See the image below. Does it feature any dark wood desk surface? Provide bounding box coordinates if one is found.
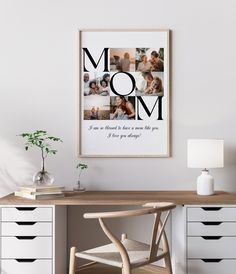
[0,191,236,205]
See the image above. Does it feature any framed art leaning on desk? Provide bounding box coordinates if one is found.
[78,29,170,158]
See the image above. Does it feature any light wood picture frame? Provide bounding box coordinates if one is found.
[78,29,170,157]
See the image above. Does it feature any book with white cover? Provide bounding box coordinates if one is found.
[19,185,65,193]
[14,191,65,200]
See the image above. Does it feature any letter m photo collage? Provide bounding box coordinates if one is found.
[78,30,170,157]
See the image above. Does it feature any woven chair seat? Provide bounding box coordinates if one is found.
[76,239,157,267]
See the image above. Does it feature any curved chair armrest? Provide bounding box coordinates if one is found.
[143,202,176,211]
[84,207,159,219]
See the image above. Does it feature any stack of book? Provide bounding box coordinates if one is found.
[14,185,65,200]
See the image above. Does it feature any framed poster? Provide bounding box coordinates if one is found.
[78,29,170,157]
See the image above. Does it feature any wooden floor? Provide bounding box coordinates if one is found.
[79,264,167,274]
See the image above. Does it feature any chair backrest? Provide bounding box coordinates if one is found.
[143,202,176,260]
[84,202,176,261]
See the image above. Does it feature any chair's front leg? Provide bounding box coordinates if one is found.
[99,218,131,274]
[69,247,77,274]
[122,266,131,274]
[122,264,131,274]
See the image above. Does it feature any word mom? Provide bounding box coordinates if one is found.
[83,48,164,120]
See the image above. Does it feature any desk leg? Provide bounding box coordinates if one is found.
[171,206,187,274]
[54,205,67,274]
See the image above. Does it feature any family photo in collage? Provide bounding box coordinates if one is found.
[83,47,164,120]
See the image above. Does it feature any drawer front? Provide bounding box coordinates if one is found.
[2,207,52,222]
[188,237,236,259]
[1,222,52,236]
[188,222,236,236]
[187,207,236,222]
[1,236,52,259]
[188,259,236,274]
[1,259,52,274]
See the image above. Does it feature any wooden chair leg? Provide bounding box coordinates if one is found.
[69,247,77,274]
[121,233,127,241]
[122,267,131,274]
[120,234,129,274]
[164,252,173,274]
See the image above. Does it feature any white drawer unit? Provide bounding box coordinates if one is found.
[1,222,52,236]
[2,207,52,222]
[188,259,236,274]
[1,236,52,259]
[1,259,52,274]
[188,236,236,259]
[187,207,236,222]
[0,205,67,274]
[186,205,236,274]
[188,222,236,236]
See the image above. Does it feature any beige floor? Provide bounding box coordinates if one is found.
[79,264,166,274]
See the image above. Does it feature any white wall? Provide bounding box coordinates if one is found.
[1,0,236,193]
[1,0,236,255]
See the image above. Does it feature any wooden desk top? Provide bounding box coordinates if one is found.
[0,191,236,206]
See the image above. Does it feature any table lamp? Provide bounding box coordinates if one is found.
[187,139,224,195]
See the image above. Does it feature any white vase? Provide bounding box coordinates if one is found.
[197,170,214,195]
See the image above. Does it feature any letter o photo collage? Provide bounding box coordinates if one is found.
[83,48,164,121]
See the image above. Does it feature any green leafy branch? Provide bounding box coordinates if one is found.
[76,163,88,179]
[19,130,62,171]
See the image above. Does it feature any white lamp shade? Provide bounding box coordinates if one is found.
[187,139,224,169]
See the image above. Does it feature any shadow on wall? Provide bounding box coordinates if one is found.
[225,145,236,166]
[222,145,236,193]
[0,137,36,197]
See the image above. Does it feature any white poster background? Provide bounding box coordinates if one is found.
[79,30,169,156]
